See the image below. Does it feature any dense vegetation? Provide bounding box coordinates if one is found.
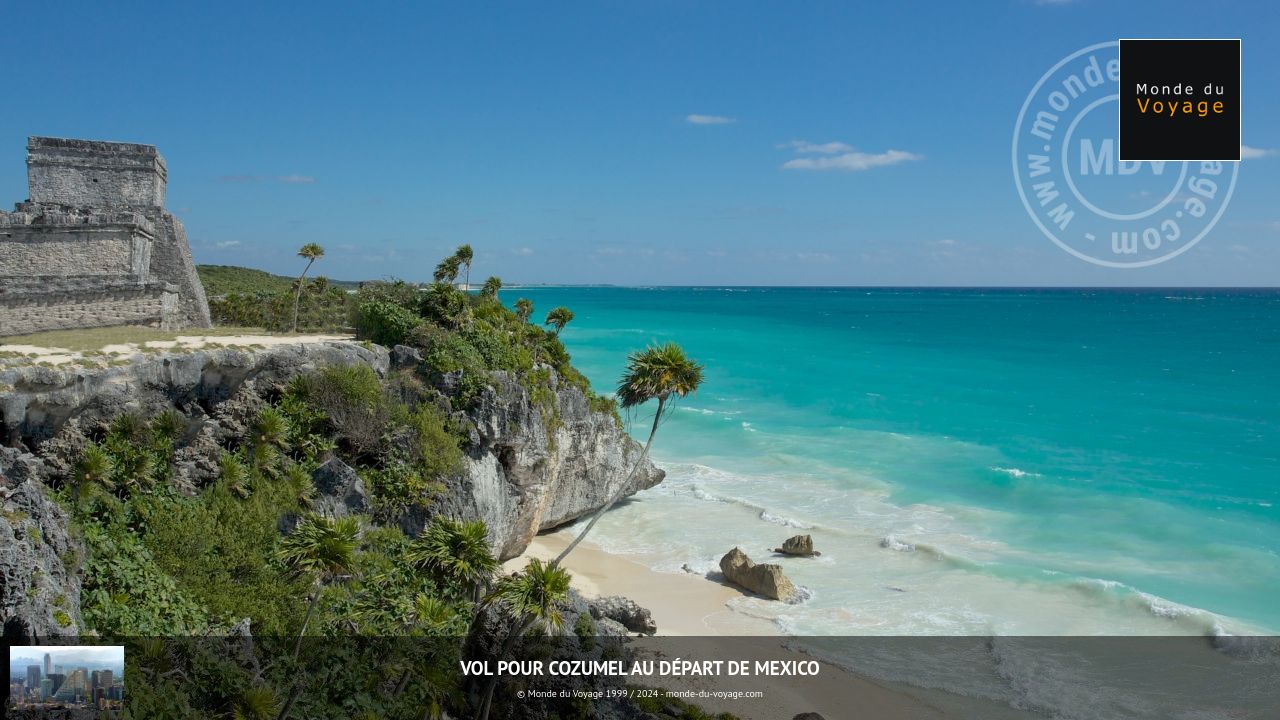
[197,264,359,296]
[50,247,709,719]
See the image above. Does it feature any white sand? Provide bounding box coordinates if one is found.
[505,528,969,720]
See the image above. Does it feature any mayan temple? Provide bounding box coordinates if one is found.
[0,136,211,336]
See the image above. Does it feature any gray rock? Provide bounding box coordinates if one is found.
[310,456,368,519]
[431,366,664,559]
[0,447,46,487]
[0,480,83,640]
[774,534,820,557]
[390,344,423,370]
[589,595,657,635]
[0,340,389,447]
[719,547,798,602]
[793,714,827,720]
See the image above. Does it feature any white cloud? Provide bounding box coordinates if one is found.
[278,174,316,184]
[779,140,854,154]
[1241,145,1275,160]
[686,114,735,125]
[513,247,534,256]
[782,148,922,171]
[215,240,241,249]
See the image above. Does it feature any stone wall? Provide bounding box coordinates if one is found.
[0,137,210,336]
[27,136,167,208]
[0,212,155,280]
[0,284,176,336]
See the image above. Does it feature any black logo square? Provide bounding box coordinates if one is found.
[1119,39,1240,161]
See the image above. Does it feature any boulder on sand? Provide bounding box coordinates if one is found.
[773,534,820,557]
[719,547,798,602]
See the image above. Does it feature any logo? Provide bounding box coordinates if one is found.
[1012,41,1238,268]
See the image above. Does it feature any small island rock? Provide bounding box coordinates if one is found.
[719,547,798,601]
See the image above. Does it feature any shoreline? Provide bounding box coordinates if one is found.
[505,528,778,636]
[505,528,1018,720]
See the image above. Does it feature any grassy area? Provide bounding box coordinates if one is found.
[198,264,360,297]
[0,325,276,352]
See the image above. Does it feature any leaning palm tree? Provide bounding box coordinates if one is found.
[433,255,461,284]
[554,342,703,563]
[291,243,325,332]
[480,276,502,300]
[514,298,533,322]
[544,306,574,336]
[455,244,474,292]
[475,558,571,720]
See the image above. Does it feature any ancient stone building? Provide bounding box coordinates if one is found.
[0,137,211,336]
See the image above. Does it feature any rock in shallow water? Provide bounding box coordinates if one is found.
[774,533,820,556]
[719,547,798,602]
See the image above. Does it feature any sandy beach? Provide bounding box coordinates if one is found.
[505,529,1002,720]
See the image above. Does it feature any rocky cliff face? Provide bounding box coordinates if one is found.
[0,342,390,448]
[0,340,663,636]
[433,367,663,560]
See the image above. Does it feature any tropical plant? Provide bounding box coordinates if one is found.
[480,276,502,300]
[292,243,325,333]
[277,514,361,656]
[433,256,461,284]
[475,558,572,720]
[231,685,280,720]
[73,445,114,504]
[544,306,574,336]
[455,244,474,291]
[355,300,420,347]
[555,342,703,563]
[514,298,533,322]
[407,516,497,604]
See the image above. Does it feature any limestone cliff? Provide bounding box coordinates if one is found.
[0,340,662,636]
[433,367,663,560]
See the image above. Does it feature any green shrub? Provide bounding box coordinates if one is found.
[355,300,420,347]
[294,364,389,457]
[361,461,444,520]
[79,512,210,635]
[401,402,465,478]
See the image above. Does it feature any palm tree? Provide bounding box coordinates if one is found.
[275,514,360,720]
[544,307,574,336]
[555,342,703,563]
[433,256,461,284]
[455,244,474,291]
[291,243,325,333]
[480,276,502,300]
[277,514,361,656]
[407,516,498,605]
[475,559,571,720]
[514,298,533,322]
[232,685,280,720]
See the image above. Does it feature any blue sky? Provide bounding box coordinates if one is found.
[1,1,1276,285]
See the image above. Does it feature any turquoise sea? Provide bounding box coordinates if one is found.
[512,287,1280,637]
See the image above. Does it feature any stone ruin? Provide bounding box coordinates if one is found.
[0,136,211,337]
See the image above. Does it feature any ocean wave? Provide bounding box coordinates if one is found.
[879,535,914,551]
[991,466,1040,479]
[1066,577,1231,637]
[877,535,980,571]
[759,511,814,529]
